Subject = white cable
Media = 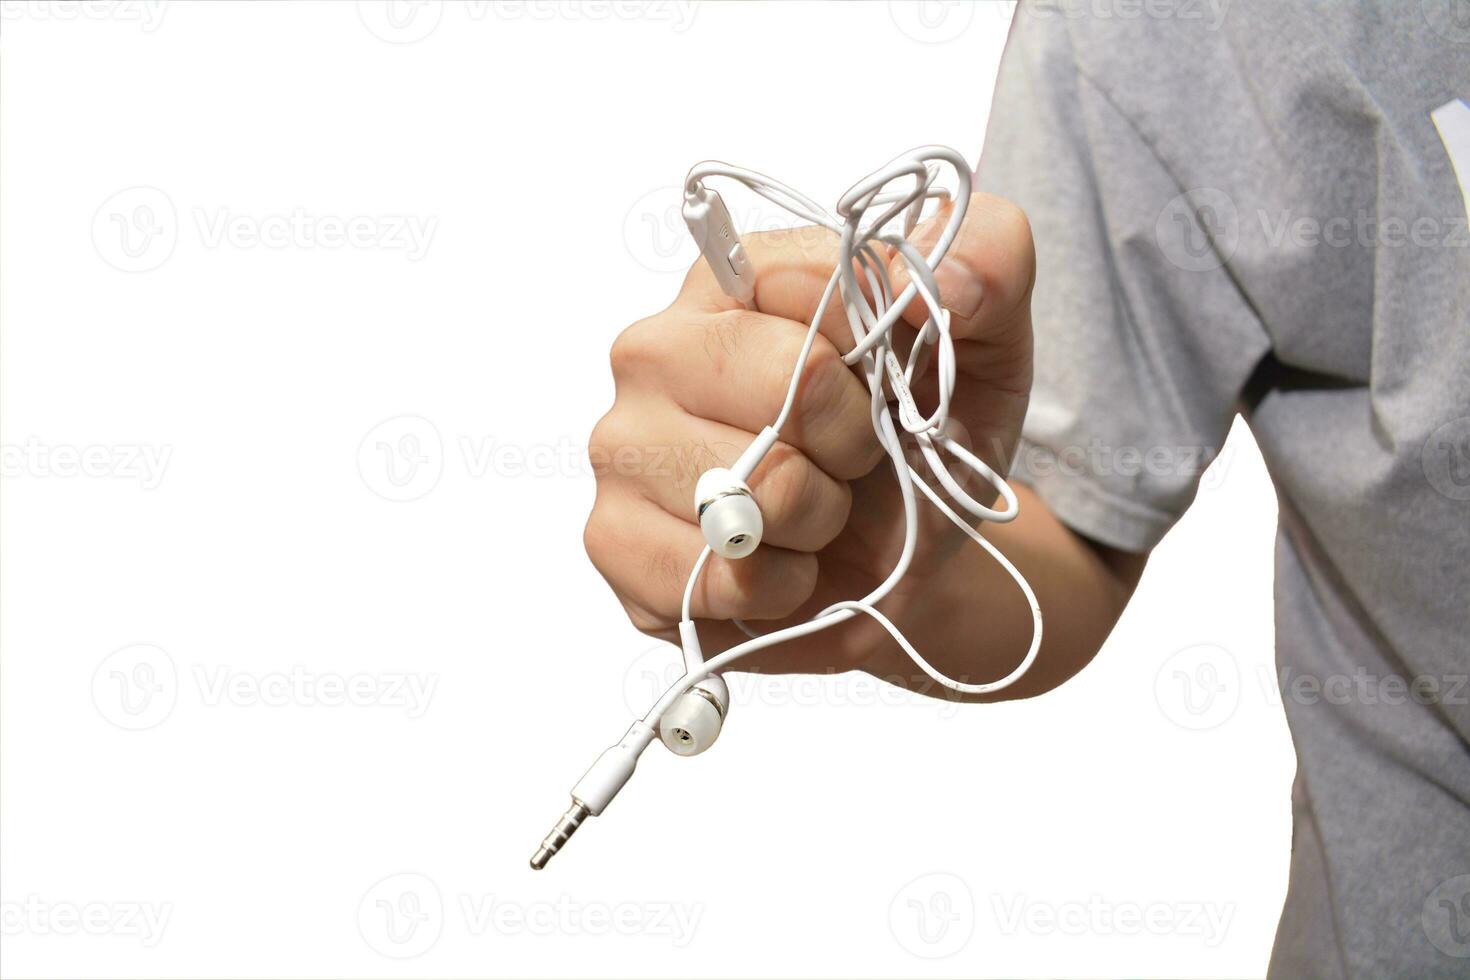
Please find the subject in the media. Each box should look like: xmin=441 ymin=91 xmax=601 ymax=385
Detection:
xmin=654 ymin=146 xmax=1041 ymax=715
xmin=681 ymin=545 xmax=712 ymax=625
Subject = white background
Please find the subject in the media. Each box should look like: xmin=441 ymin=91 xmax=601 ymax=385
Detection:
xmin=0 ymin=2 xmax=1294 ymax=977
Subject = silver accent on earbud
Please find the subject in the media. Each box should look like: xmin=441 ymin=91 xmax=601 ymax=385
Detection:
xmin=696 ymin=485 xmax=752 ymax=521
xmin=688 ymin=684 xmax=726 ymax=719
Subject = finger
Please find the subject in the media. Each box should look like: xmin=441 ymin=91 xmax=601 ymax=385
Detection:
xmin=611 ymin=309 xmax=882 ymax=481
xmin=678 ymin=225 xmax=859 ymax=355
xmin=886 ymin=192 xmax=1036 ymax=344
xmin=596 ymin=405 xmax=852 ymax=553
xmin=583 ymin=490 xmax=819 ymax=628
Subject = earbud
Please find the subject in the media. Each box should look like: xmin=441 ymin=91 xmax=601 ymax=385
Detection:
xmin=657 ymin=621 xmax=729 ymax=757
xmin=694 ymin=426 xmax=780 ymax=560
xmin=658 ymin=675 xmax=729 ymax=756
xmin=695 ymin=468 xmax=762 ymax=559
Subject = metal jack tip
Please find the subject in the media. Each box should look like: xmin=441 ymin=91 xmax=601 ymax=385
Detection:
xmin=529 ymin=799 xmax=591 ymax=870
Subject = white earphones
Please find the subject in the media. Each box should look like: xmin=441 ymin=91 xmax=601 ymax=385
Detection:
xmin=694 ymin=469 xmax=761 ymax=559
xmin=659 ymin=622 xmax=729 ymax=755
xmin=691 ymin=424 xmax=779 ymax=559
xmin=531 ymin=146 xmax=1043 ymax=870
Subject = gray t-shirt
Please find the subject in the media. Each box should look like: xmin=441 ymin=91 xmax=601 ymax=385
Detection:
xmin=978 ymin=2 xmax=1470 ymax=975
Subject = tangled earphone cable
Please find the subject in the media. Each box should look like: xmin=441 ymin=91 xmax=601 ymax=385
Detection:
xmin=531 ymin=146 xmax=1042 ymax=870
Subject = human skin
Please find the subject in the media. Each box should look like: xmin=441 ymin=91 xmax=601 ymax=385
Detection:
xmin=584 ymin=195 xmax=1146 ymax=702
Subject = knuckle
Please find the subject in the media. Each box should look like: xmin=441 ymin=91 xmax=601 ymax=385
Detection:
xmin=581 ymin=506 xmax=619 ymax=574
xmin=760 ymin=446 xmax=851 ymax=549
xmin=699 ymin=309 xmax=757 ymax=373
xmin=590 ymin=405 xmax=688 ymax=487
xmin=791 ymin=336 xmax=844 ymax=425
xmin=623 ymin=598 xmax=669 ymax=636
xmin=588 ymin=408 xmax=642 ymax=484
xmin=588 ymin=409 xmax=616 ymax=457
xmin=608 ymin=316 xmax=662 ymax=377
xmin=975 ymin=193 xmax=1032 ymax=246
xmin=755 ymin=441 xmax=813 ymax=522
xmin=990 ymin=195 xmax=1032 ymax=241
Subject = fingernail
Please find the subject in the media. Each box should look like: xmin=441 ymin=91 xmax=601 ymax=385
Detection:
xmin=934 ymin=257 xmax=984 ymax=320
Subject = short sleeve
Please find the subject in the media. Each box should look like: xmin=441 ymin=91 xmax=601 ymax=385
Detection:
xmin=976 ymin=10 xmax=1272 ymax=552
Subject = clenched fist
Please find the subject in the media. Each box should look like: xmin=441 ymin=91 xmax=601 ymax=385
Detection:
xmin=585 ymin=195 xmax=1042 ymax=687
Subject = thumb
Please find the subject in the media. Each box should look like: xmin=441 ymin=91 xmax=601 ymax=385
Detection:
xmin=886 ymin=192 xmax=1036 ymax=343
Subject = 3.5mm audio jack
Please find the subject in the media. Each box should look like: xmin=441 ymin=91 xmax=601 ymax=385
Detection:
xmin=529 ymin=800 xmax=590 ymax=870
xmin=529 ymin=721 xmax=655 ymax=870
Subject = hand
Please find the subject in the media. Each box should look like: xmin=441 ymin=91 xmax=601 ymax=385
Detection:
xmin=584 ymin=194 xmax=1036 ymax=679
